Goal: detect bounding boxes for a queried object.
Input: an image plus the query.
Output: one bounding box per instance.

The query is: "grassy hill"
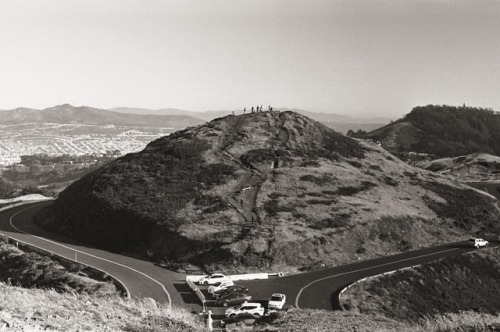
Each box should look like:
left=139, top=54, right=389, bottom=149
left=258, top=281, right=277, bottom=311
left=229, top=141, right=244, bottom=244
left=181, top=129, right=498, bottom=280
left=0, top=235, right=117, bottom=296
left=351, top=105, right=500, bottom=159
left=342, top=247, right=500, bottom=330
left=36, top=111, right=500, bottom=272
left=0, top=283, right=200, bottom=331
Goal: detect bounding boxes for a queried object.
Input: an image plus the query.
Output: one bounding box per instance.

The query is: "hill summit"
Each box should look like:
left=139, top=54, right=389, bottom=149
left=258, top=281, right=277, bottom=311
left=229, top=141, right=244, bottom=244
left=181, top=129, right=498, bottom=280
left=37, top=111, right=499, bottom=271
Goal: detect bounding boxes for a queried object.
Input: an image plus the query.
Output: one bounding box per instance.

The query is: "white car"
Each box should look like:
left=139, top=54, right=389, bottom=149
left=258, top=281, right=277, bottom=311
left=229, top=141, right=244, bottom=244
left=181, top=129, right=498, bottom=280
left=208, top=280, right=234, bottom=294
left=469, top=238, right=488, bottom=248
left=198, top=273, right=231, bottom=285
left=267, top=293, right=286, bottom=310
left=225, top=302, right=265, bottom=317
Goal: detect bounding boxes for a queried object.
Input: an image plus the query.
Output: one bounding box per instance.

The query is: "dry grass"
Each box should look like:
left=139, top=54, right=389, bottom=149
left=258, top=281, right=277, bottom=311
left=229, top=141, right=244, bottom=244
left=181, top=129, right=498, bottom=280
left=342, top=248, right=500, bottom=324
left=1, top=281, right=498, bottom=332
left=0, top=282, right=203, bottom=331
left=268, top=308, right=500, bottom=332
left=413, top=311, right=500, bottom=332
left=0, top=236, right=118, bottom=296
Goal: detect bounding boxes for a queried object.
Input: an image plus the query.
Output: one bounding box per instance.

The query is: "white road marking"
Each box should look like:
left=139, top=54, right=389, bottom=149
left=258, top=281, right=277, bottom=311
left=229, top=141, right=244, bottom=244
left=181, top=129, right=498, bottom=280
left=7, top=204, right=172, bottom=306
left=294, top=247, right=463, bottom=308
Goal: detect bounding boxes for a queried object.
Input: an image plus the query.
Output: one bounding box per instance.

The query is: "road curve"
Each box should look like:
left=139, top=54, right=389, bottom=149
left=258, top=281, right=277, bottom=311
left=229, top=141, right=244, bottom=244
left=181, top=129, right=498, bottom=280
left=237, top=239, right=498, bottom=310
left=1, top=201, right=498, bottom=312
left=0, top=202, right=187, bottom=306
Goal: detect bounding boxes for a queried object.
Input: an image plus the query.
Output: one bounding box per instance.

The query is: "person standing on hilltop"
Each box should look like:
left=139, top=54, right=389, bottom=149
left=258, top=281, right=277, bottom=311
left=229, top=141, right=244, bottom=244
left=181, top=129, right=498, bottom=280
left=243, top=107, right=246, bottom=114
left=251, top=106, right=254, bottom=113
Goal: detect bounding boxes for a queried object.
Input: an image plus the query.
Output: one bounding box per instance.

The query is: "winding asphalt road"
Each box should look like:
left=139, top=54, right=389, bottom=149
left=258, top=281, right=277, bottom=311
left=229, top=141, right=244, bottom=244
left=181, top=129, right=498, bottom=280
left=238, top=239, right=499, bottom=310
left=1, top=200, right=498, bottom=312
left=0, top=201, right=186, bottom=307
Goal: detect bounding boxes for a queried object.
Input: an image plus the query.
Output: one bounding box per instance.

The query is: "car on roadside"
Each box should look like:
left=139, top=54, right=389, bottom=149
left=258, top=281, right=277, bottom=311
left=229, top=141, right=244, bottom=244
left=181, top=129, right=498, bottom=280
left=208, top=280, right=234, bottom=294
left=469, top=238, right=489, bottom=248
left=225, top=302, right=265, bottom=317
left=213, top=285, right=250, bottom=298
left=216, top=292, right=252, bottom=307
left=267, top=293, right=286, bottom=310
left=198, top=273, right=231, bottom=285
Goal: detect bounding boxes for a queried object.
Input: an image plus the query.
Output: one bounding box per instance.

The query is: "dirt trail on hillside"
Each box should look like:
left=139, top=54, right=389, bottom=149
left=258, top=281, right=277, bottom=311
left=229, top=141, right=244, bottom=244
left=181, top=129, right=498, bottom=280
left=212, top=112, right=293, bottom=240
left=211, top=115, right=267, bottom=229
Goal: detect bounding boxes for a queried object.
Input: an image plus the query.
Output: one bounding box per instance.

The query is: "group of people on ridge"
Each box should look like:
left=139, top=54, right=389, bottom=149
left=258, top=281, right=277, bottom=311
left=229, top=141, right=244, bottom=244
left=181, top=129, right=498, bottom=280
left=242, top=105, right=273, bottom=114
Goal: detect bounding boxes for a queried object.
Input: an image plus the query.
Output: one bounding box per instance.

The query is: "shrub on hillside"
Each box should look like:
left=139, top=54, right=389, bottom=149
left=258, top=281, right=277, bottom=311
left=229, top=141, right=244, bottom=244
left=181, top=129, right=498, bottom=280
left=308, top=215, right=350, bottom=229
left=263, top=199, right=295, bottom=216
left=240, top=149, right=276, bottom=166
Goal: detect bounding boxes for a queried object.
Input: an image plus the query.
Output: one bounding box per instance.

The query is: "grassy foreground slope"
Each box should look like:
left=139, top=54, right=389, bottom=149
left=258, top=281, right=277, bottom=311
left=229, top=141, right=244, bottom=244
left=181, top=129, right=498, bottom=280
left=0, top=235, right=201, bottom=331
left=37, top=111, right=500, bottom=271
left=0, top=283, right=201, bottom=332
left=0, top=235, right=118, bottom=295
left=342, top=248, right=500, bottom=328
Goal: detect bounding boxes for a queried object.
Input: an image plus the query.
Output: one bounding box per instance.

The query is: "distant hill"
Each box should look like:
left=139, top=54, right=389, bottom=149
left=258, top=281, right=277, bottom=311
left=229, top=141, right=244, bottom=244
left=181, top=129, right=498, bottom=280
left=36, top=111, right=499, bottom=271
left=350, top=105, right=500, bottom=158
left=0, top=104, right=204, bottom=128
left=111, top=106, right=390, bottom=132
left=109, top=107, right=195, bottom=117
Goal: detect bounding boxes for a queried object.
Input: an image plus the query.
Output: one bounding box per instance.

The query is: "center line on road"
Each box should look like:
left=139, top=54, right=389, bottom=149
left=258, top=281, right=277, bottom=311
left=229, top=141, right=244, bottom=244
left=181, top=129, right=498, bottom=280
left=294, top=247, right=463, bottom=308
left=8, top=204, right=172, bottom=306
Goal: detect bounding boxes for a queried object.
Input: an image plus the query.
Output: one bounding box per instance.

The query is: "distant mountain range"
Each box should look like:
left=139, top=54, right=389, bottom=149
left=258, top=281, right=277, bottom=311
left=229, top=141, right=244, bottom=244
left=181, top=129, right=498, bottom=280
left=110, top=107, right=391, bottom=133
left=351, top=105, right=500, bottom=158
left=0, top=104, right=204, bottom=128
left=0, top=104, right=390, bottom=133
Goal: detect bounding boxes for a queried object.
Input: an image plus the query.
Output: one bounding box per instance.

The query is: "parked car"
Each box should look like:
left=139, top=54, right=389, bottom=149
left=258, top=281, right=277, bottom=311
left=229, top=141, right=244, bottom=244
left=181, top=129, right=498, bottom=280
left=216, top=292, right=252, bottom=307
left=208, top=280, right=234, bottom=294
left=267, top=293, right=286, bottom=310
left=221, top=313, right=257, bottom=327
left=213, top=285, right=249, bottom=298
left=198, top=273, right=230, bottom=285
left=225, top=302, right=265, bottom=317
left=469, top=238, right=489, bottom=248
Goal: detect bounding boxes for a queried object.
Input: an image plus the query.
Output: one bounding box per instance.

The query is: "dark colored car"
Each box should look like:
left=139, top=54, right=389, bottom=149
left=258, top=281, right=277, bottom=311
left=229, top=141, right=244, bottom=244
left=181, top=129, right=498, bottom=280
left=216, top=292, right=252, bottom=307
left=213, top=285, right=250, bottom=298
left=221, top=313, right=257, bottom=327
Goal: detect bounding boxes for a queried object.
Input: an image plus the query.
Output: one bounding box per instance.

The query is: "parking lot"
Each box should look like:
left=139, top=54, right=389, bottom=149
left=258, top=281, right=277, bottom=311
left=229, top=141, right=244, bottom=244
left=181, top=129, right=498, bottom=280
left=184, top=273, right=288, bottom=330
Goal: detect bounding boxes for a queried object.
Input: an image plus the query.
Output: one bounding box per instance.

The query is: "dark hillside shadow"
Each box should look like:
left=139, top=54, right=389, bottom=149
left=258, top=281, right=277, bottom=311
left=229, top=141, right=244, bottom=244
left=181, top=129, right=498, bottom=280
left=173, top=282, right=200, bottom=305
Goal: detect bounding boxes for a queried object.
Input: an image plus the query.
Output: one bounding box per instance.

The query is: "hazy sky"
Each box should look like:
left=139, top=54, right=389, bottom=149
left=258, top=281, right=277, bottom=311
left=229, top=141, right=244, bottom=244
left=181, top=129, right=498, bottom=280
left=1, top=0, right=499, bottom=118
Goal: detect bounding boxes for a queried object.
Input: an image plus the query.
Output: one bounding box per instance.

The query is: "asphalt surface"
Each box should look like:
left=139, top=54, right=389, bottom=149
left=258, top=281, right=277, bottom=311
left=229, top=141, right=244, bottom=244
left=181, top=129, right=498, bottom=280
left=235, top=239, right=500, bottom=310
left=0, top=202, right=188, bottom=307
left=1, top=200, right=498, bottom=313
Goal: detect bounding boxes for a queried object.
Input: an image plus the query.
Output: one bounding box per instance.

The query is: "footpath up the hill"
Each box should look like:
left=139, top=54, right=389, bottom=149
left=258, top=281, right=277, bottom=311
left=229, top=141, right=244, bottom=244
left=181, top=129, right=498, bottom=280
left=37, top=111, right=500, bottom=272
